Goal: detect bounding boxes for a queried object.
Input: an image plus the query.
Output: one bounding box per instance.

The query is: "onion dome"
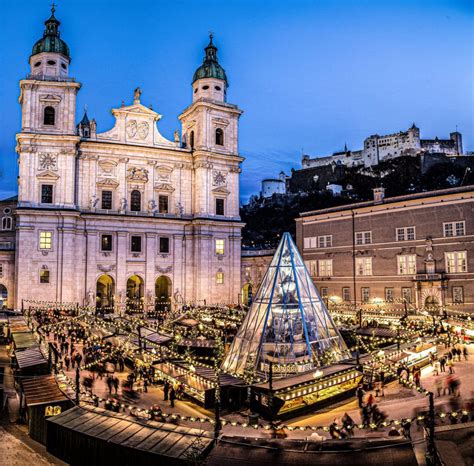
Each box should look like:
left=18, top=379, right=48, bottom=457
left=192, top=34, right=228, bottom=86
left=31, top=5, right=70, bottom=58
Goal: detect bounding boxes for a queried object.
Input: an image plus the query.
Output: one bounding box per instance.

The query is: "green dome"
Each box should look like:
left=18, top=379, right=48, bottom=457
left=192, top=35, right=228, bottom=86
left=31, top=7, right=70, bottom=59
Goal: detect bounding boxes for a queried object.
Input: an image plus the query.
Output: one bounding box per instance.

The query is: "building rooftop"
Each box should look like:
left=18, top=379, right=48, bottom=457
left=299, top=185, right=474, bottom=218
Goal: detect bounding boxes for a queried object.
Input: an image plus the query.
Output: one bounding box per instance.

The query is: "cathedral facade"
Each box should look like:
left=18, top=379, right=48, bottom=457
left=12, top=8, right=244, bottom=311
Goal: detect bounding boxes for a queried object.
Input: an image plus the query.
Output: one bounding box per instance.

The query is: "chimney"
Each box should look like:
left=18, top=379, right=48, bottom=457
left=373, top=187, right=385, bottom=203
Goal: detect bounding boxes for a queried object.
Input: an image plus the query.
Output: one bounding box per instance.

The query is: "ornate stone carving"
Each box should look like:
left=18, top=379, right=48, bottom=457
left=127, top=167, right=149, bottom=182
left=98, top=264, right=116, bottom=272
left=154, top=183, right=175, bottom=192
left=137, top=121, right=149, bottom=139
left=175, top=202, right=184, bottom=216
left=126, top=120, right=137, bottom=138
left=119, top=198, right=128, bottom=212
left=229, top=166, right=242, bottom=173
left=148, top=199, right=158, bottom=213
left=195, top=162, right=213, bottom=169
left=38, top=153, right=57, bottom=171
left=212, top=170, right=227, bottom=186
left=89, top=195, right=99, bottom=209
left=96, top=178, right=119, bottom=188
left=156, top=265, right=172, bottom=273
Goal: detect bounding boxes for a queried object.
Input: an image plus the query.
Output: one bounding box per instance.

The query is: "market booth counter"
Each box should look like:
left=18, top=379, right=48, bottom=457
left=251, top=363, right=362, bottom=420
left=153, top=360, right=246, bottom=409
left=47, top=405, right=214, bottom=466
left=20, top=374, right=74, bottom=444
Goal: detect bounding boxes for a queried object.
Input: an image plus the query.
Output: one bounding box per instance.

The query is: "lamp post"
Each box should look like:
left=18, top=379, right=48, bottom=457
left=75, top=365, right=80, bottom=405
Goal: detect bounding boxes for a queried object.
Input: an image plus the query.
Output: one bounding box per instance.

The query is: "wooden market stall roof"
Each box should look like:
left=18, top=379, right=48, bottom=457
left=15, top=347, right=48, bottom=369
left=21, top=375, right=70, bottom=407
left=207, top=436, right=418, bottom=466
left=434, top=421, right=474, bottom=466
left=11, top=332, right=39, bottom=350
left=47, top=405, right=213, bottom=463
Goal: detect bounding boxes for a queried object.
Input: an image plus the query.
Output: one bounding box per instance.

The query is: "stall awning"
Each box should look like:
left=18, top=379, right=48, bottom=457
left=47, top=405, right=213, bottom=460
left=15, top=348, right=48, bottom=369
left=207, top=436, right=418, bottom=465
left=21, top=375, right=70, bottom=407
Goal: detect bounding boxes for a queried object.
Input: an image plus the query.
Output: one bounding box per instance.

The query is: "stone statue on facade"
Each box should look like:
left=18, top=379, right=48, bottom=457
left=89, top=194, right=99, bottom=210
left=134, top=87, right=142, bottom=103
left=148, top=199, right=157, bottom=213
left=174, top=130, right=180, bottom=143
left=90, top=119, right=97, bottom=134
left=119, top=198, right=128, bottom=212
left=173, top=288, right=183, bottom=304
left=175, top=202, right=184, bottom=217
left=87, top=289, right=95, bottom=306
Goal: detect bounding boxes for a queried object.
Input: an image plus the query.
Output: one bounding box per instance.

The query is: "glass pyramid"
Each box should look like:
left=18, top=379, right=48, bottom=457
left=223, top=232, right=350, bottom=380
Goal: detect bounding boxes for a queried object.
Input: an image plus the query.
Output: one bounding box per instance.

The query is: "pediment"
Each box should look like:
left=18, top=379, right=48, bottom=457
left=97, top=178, right=119, bottom=188
left=212, top=186, right=230, bottom=196
left=36, top=170, right=60, bottom=180
left=156, top=165, right=174, bottom=173
left=154, top=183, right=175, bottom=193
left=112, top=103, right=161, bottom=121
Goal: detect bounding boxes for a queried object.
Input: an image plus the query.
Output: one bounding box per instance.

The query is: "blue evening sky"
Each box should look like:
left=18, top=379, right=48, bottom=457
left=0, top=0, right=472, bottom=202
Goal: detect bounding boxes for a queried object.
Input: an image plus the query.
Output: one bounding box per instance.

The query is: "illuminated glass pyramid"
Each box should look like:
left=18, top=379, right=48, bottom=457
left=223, top=232, right=350, bottom=379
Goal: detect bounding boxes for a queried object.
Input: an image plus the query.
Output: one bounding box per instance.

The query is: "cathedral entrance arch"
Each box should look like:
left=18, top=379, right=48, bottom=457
left=424, top=295, right=439, bottom=308
left=126, top=275, right=144, bottom=312
left=0, top=284, right=7, bottom=309
left=96, top=275, right=115, bottom=313
left=241, top=283, right=253, bottom=306
left=155, top=276, right=172, bottom=312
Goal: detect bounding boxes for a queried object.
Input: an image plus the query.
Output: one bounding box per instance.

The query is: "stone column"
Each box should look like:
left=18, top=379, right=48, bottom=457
left=145, top=232, right=157, bottom=312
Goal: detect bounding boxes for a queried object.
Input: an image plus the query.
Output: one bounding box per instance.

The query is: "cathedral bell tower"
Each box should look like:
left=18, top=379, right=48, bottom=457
left=179, top=35, right=243, bottom=218
left=17, top=6, right=81, bottom=207
left=19, top=5, right=80, bottom=135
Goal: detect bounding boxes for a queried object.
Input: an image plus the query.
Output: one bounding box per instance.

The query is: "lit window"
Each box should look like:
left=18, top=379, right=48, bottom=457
left=320, top=287, right=328, bottom=298
left=101, top=191, right=112, bottom=210
left=444, top=221, right=465, bottom=237
left=355, top=257, right=372, bottom=276
left=39, top=231, right=52, bottom=250
left=445, top=251, right=467, bottom=273
left=215, top=239, right=225, bottom=255
left=158, top=195, right=169, bottom=214
left=159, top=237, right=170, bottom=254
left=41, top=184, right=53, bottom=204
left=355, top=231, right=372, bottom=245
left=398, top=255, right=417, bottom=275
left=39, top=268, right=50, bottom=284
left=130, top=236, right=142, bottom=253
left=305, top=260, right=317, bottom=276
left=318, top=259, right=333, bottom=277
left=1, top=217, right=12, bottom=231
left=101, top=234, right=113, bottom=252
left=216, top=271, right=224, bottom=284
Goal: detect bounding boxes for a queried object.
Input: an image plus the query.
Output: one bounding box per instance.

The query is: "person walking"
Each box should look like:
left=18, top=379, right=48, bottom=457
left=435, top=378, right=442, bottom=397
left=447, top=358, right=455, bottom=374
left=64, top=354, right=71, bottom=371
left=106, top=375, right=113, bottom=394
left=440, top=357, right=446, bottom=373
left=113, top=376, right=119, bottom=395
left=163, top=380, right=170, bottom=401
left=463, top=346, right=468, bottom=361
left=169, top=386, right=176, bottom=408
left=356, top=385, right=365, bottom=408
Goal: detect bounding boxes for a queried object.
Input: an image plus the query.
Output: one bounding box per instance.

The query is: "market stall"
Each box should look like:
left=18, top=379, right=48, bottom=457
left=14, top=347, right=49, bottom=377
left=20, top=375, right=74, bottom=444
left=47, top=405, right=214, bottom=466
left=251, top=363, right=362, bottom=420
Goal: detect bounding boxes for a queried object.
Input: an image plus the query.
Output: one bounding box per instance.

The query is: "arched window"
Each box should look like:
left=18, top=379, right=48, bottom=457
left=1, top=217, right=12, bottom=231
left=215, top=128, right=224, bottom=146
left=44, top=106, right=55, bottom=125
left=190, top=131, right=195, bottom=150
left=130, top=190, right=141, bottom=212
